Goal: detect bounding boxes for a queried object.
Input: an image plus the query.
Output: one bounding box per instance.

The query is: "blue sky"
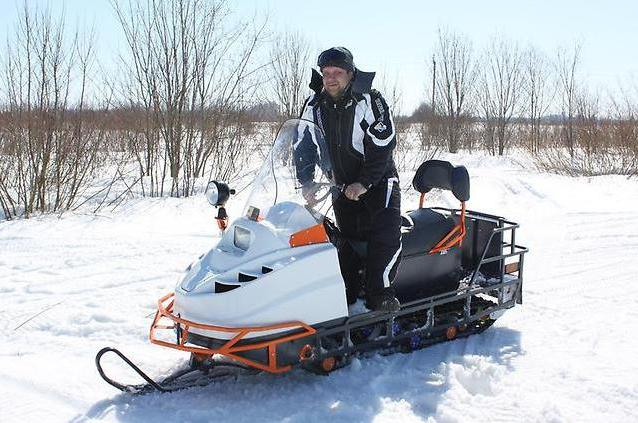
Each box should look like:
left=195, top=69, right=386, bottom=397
left=1, top=0, right=636, bottom=113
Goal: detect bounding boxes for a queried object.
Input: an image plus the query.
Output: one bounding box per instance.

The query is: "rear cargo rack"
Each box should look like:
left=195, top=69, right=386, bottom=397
left=307, top=211, right=528, bottom=362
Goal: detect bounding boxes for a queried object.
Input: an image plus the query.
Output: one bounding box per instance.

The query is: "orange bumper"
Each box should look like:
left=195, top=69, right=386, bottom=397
left=149, top=292, right=316, bottom=373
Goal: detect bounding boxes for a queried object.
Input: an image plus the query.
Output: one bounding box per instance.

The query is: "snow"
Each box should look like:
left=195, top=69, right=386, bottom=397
left=2, top=152, right=638, bottom=422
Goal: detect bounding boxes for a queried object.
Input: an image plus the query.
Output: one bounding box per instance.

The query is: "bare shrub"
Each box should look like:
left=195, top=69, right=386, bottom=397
left=409, top=101, right=447, bottom=154
left=523, top=46, right=555, bottom=153
left=534, top=88, right=637, bottom=176
left=269, top=31, right=312, bottom=119
left=477, top=36, right=524, bottom=155
left=394, top=124, right=440, bottom=173
left=112, top=0, right=268, bottom=197
left=0, top=3, right=103, bottom=219
left=376, top=69, right=412, bottom=157
left=608, top=81, right=638, bottom=176
left=432, top=28, right=478, bottom=153
left=556, top=42, right=582, bottom=158
left=376, top=70, right=404, bottom=119
left=534, top=144, right=636, bottom=176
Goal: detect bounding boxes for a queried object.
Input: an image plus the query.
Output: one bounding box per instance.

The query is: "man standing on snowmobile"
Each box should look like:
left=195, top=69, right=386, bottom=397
left=296, top=47, right=402, bottom=313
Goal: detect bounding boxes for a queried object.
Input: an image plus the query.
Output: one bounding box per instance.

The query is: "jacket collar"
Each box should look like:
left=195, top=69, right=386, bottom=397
left=309, top=68, right=376, bottom=96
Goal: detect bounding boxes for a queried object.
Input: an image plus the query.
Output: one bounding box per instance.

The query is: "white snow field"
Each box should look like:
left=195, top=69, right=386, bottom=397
left=1, top=152, right=638, bottom=423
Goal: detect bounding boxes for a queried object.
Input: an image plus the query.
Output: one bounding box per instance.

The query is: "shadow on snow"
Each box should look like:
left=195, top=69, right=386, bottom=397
left=75, top=326, right=522, bottom=423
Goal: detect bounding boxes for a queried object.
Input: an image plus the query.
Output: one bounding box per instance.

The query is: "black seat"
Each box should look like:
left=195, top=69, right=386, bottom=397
left=402, top=208, right=456, bottom=257
left=394, top=207, right=462, bottom=302
left=413, top=160, right=470, bottom=202
left=392, top=160, right=469, bottom=302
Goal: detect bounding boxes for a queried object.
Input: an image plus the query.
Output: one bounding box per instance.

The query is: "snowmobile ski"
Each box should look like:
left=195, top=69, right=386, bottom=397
left=95, top=347, right=258, bottom=394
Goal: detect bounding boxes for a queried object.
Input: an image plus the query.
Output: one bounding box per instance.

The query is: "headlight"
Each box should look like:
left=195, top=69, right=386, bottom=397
left=205, top=181, right=235, bottom=206
left=233, top=226, right=251, bottom=251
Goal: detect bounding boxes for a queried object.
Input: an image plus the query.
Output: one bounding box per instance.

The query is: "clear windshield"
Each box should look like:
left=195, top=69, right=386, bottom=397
left=243, top=119, right=335, bottom=233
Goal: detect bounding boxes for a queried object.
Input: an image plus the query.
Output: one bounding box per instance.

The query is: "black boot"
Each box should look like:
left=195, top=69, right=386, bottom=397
left=366, top=290, right=401, bottom=313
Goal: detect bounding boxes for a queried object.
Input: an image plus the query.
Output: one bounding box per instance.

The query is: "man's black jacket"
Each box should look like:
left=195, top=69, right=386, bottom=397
left=296, top=70, right=399, bottom=190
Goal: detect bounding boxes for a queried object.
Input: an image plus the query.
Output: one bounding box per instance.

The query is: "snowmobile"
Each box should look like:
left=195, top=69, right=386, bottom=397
left=96, top=119, right=528, bottom=394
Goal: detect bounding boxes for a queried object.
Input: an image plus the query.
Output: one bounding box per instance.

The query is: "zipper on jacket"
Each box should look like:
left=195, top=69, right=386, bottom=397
left=335, top=103, right=348, bottom=185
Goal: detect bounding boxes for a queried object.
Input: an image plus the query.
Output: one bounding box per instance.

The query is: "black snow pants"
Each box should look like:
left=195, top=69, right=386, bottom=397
left=333, top=178, right=402, bottom=304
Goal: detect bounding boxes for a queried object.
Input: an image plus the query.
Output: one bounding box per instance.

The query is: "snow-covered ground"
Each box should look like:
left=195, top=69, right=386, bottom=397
left=2, top=152, right=638, bottom=422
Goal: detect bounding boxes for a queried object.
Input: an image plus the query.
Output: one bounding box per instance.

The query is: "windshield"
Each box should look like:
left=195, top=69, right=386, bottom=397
left=243, top=119, right=335, bottom=233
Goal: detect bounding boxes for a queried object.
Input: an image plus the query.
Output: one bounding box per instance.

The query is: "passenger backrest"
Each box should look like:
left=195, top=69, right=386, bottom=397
left=412, top=160, right=470, bottom=202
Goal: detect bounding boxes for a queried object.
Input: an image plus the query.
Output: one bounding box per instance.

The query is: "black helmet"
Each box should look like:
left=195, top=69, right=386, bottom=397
left=317, top=47, right=355, bottom=72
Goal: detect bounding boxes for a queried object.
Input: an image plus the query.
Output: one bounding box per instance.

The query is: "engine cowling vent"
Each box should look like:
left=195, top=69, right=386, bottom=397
left=238, top=272, right=258, bottom=282
left=215, top=282, right=240, bottom=293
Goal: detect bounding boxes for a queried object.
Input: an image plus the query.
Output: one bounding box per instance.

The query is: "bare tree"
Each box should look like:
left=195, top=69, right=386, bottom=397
left=414, top=57, right=446, bottom=151
left=534, top=85, right=637, bottom=177
left=112, top=0, right=268, bottom=197
left=477, top=69, right=496, bottom=154
left=612, top=79, right=638, bottom=175
left=478, top=36, right=524, bottom=155
left=376, top=69, right=404, bottom=118
left=556, top=42, right=582, bottom=158
left=269, top=30, right=311, bottom=119
left=433, top=28, right=477, bottom=153
left=0, top=2, right=102, bottom=219
left=524, top=46, right=554, bottom=153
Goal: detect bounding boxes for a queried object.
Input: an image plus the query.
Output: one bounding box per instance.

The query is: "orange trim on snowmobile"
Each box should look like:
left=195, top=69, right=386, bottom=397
left=429, top=202, right=467, bottom=254
left=298, top=344, right=314, bottom=361
left=504, top=262, right=520, bottom=274
left=289, top=223, right=329, bottom=247
left=149, top=292, right=316, bottom=374
left=216, top=217, right=228, bottom=231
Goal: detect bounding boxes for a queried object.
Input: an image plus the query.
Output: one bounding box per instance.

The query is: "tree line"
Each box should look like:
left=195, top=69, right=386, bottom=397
left=0, top=1, right=636, bottom=220
left=408, top=30, right=637, bottom=177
